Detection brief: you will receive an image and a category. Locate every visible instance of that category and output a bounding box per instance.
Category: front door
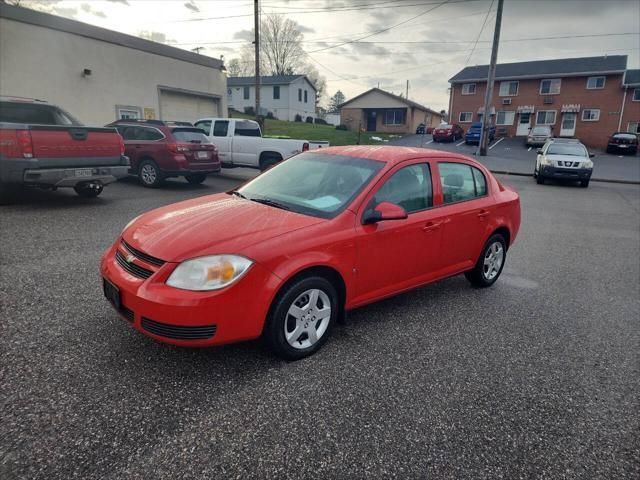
[353,161,446,305]
[366,111,377,131]
[560,112,577,137]
[516,113,531,136]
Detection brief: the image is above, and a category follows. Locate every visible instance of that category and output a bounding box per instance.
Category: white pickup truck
[194,118,327,171]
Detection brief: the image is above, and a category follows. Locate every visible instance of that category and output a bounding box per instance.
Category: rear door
[209,120,232,164]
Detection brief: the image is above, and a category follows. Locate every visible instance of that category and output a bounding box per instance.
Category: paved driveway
[391,135,640,183]
[1,176,639,479]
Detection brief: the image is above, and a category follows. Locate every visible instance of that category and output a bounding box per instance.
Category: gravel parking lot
[1,174,639,479]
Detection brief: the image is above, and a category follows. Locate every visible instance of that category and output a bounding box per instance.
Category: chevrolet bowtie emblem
[126,254,135,263]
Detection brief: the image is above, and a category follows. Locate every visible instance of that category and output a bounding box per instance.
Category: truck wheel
[138,159,163,188]
[74,182,103,198]
[536,174,545,185]
[259,153,282,172]
[185,173,207,185]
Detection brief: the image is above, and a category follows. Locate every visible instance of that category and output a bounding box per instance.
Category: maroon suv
[107,120,221,187]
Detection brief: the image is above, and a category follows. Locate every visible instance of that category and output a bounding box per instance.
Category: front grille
[115,250,153,279]
[121,305,134,322]
[141,318,217,340]
[121,240,165,267]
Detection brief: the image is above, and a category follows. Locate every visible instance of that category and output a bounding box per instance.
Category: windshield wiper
[231,190,247,199]
[250,197,290,211]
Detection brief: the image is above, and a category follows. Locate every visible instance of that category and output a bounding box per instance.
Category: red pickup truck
[0,98,130,204]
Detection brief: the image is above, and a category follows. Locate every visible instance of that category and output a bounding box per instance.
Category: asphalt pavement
[1,175,639,479]
[390,135,640,183]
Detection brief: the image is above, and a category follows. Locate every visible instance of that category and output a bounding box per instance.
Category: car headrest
[444,173,464,188]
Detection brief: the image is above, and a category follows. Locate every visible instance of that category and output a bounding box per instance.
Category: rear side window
[439,163,487,204]
[213,120,229,137]
[0,102,80,125]
[119,126,163,141]
[373,163,433,213]
[171,128,210,143]
[234,120,261,137]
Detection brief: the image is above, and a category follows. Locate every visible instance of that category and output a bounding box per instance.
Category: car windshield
[171,128,210,143]
[547,143,588,156]
[237,153,384,219]
[531,127,550,135]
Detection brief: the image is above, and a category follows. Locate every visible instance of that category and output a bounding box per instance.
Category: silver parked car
[526,125,553,147]
[534,138,594,188]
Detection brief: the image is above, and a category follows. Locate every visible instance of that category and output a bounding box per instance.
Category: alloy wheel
[284,289,331,349]
[141,164,157,185]
[483,242,504,281]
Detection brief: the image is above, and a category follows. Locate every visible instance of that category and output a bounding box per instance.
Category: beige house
[0,4,227,126]
[339,88,443,134]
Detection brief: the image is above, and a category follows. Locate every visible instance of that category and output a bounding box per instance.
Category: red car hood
[123,193,324,262]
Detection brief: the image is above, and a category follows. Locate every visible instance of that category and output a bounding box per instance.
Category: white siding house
[228,75,317,121]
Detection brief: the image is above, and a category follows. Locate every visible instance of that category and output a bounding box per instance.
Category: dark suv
[106,119,220,187]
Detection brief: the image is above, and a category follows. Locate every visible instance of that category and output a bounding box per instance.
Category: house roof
[449,55,628,83]
[624,69,640,86]
[338,88,442,116]
[0,3,224,70]
[227,75,317,91]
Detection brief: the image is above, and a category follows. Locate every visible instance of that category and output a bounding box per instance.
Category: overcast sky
[20,0,640,111]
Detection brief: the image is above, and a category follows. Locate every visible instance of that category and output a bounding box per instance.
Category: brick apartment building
[448,55,640,149]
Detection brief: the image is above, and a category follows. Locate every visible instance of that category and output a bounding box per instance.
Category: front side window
[238,153,384,219]
[499,81,518,96]
[459,112,473,123]
[536,110,557,125]
[496,111,515,125]
[273,86,280,100]
[462,83,476,95]
[582,109,600,121]
[372,163,433,213]
[213,120,229,137]
[439,162,486,204]
[194,120,211,135]
[586,76,605,89]
[384,109,405,125]
[243,86,250,100]
[540,79,561,95]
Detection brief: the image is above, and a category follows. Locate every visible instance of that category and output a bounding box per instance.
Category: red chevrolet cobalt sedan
[101,146,520,359]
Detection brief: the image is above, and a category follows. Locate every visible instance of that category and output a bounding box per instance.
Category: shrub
[305,116,313,123]
[266,111,274,119]
[314,118,328,125]
[335,124,348,131]
[243,106,255,115]
[294,114,303,122]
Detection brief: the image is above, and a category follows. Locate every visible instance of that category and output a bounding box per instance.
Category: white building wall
[0,17,227,126]
[228,80,316,122]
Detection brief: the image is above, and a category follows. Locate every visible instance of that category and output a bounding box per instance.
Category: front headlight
[540,156,552,165]
[583,160,593,169]
[166,255,253,291]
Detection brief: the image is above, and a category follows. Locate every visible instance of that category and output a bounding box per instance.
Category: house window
[298,88,302,101]
[536,110,556,125]
[540,79,561,95]
[628,121,639,134]
[633,88,640,101]
[462,83,476,95]
[582,109,600,121]
[586,76,606,89]
[273,86,280,100]
[459,112,473,123]
[304,90,308,103]
[499,81,518,96]
[384,109,405,125]
[116,106,141,119]
[496,111,515,125]
[243,86,250,100]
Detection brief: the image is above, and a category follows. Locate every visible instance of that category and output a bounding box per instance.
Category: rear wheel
[259,153,283,172]
[264,276,338,360]
[185,173,207,184]
[465,234,507,288]
[138,159,163,188]
[0,182,17,205]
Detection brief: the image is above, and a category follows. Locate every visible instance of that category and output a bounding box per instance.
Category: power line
[464,0,494,66]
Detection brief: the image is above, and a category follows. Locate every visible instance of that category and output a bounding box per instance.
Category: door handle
[423,221,443,232]
[477,209,490,219]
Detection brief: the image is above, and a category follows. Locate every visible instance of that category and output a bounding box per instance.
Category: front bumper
[526,138,547,146]
[540,165,592,180]
[100,242,281,347]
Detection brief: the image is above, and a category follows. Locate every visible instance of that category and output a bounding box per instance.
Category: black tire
[264,275,338,360]
[185,173,207,185]
[580,179,590,188]
[0,182,17,205]
[74,183,103,198]
[138,159,163,188]
[465,233,507,288]
[536,173,545,184]
[259,153,283,172]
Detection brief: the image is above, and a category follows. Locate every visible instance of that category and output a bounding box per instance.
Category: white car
[534,138,594,188]
[195,118,323,171]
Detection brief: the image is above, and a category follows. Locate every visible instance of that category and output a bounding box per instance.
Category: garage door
[159,91,220,122]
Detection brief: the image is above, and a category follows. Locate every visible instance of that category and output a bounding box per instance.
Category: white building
[0,4,227,125]
[227,75,317,122]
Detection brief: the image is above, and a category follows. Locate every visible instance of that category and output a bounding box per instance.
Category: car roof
[307,145,474,166]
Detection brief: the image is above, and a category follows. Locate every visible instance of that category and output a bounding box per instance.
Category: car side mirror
[537,149,543,155]
[362,202,408,224]
[589,153,595,158]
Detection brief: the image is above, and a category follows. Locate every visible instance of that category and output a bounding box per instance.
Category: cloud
[292,21,315,34]
[138,31,177,45]
[184,1,199,13]
[80,3,106,18]
[106,0,129,5]
[233,29,254,41]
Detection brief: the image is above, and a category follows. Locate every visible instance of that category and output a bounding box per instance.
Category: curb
[489,170,640,185]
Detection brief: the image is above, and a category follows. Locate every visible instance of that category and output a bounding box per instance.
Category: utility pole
[406,80,409,99]
[479,0,503,156]
[254,0,261,127]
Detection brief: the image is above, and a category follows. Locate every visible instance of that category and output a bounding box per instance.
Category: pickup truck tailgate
[30,125,123,166]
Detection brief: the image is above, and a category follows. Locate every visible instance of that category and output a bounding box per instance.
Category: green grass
[229,111,403,146]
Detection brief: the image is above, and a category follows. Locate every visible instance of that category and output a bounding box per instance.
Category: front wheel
[185,173,207,184]
[580,179,590,188]
[138,159,163,188]
[264,276,338,360]
[465,234,507,288]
